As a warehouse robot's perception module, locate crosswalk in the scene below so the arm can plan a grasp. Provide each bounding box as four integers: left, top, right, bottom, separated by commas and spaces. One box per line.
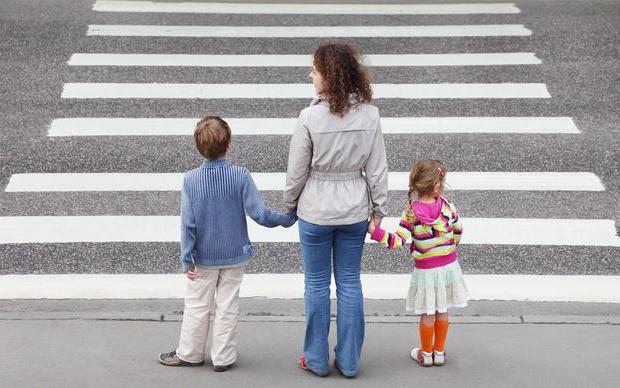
4, 172, 606, 191
2, 216, 619, 246
92, 1, 522, 15
61, 82, 551, 99
2, 1, 619, 302
86, 24, 533, 38
68, 53, 543, 67
3, 274, 620, 302
48, 117, 580, 136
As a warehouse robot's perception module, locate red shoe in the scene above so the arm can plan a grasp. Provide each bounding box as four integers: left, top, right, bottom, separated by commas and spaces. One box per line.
299, 356, 328, 377
299, 356, 308, 371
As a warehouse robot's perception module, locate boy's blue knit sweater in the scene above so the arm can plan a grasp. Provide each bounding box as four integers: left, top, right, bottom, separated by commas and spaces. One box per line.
180, 159, 296, 271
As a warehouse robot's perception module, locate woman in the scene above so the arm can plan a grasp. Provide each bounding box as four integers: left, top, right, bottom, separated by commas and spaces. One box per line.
283, 42, 388, 377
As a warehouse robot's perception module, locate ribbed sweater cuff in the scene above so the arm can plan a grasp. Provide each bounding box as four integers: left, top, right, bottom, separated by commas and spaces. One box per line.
181, 261, 193, 272
370, 226, 386, 242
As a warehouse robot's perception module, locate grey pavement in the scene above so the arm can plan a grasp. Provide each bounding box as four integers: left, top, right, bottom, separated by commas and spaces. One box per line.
2, 298, 620, 387
1, 313, 619, 388
4, 299, 620, 319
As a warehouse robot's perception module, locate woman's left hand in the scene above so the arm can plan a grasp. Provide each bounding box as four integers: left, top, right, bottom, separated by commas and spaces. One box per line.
367, 217, 376, 234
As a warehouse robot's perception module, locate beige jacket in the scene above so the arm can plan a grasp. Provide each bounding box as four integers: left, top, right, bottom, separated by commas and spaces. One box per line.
283, 97, 388, 225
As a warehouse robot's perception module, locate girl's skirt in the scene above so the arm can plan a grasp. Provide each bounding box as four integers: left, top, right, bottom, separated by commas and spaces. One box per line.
406, 260, 468, 315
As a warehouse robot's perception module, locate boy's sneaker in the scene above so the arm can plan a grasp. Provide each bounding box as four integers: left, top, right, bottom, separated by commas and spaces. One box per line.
410, 348, 433, 367
213, 363, 234, 372
433, 350, 445, 366
158, 350, 204, 367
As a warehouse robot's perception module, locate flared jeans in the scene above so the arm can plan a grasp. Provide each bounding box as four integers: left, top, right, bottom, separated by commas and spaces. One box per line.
299, 219, 367, 377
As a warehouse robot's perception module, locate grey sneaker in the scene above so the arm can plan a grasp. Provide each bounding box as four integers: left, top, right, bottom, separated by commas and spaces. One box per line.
158, 350, 204, 366
213, 363, 234, 372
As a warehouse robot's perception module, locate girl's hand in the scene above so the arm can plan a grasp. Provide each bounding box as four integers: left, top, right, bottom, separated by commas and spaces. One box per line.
185, 269, 198, 281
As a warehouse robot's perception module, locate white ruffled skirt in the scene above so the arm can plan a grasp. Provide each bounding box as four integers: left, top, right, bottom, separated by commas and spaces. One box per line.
406, 260, 469, 315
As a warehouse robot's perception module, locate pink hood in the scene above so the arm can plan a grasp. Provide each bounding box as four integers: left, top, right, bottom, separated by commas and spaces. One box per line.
412, 197, 443, 225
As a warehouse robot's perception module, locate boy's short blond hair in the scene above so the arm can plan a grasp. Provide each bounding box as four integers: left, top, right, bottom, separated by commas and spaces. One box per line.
194, 116, 231, 159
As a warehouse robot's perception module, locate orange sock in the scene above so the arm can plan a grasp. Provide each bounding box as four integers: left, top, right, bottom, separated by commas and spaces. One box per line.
419, 320, 434, 353
434, 319, 449, 352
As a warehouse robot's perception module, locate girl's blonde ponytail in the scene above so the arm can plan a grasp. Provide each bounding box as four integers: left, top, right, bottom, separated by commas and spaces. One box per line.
407, 160, 447, 199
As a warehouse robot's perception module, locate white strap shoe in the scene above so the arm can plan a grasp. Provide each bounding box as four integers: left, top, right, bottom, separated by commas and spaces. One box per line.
433, 350, 445, 366
411, 347, 433, 367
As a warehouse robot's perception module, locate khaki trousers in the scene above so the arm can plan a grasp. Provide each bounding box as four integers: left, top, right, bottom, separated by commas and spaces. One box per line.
176, 266, 244, 366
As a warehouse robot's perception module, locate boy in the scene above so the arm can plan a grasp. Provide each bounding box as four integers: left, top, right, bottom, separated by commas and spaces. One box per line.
159, 116, 296, 371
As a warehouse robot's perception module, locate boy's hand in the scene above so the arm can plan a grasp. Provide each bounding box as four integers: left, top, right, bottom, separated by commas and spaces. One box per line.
282, 211, 298, 228
185, 269, 198, 281
282, 212, 297, 228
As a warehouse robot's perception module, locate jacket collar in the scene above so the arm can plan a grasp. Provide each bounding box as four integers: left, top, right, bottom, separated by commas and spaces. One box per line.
309, 93, 363, 108
201, 159, 228, 168
310, 94, 325, 106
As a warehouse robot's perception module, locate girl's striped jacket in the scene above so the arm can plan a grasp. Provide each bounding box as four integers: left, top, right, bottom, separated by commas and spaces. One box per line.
370, 196, 463, 269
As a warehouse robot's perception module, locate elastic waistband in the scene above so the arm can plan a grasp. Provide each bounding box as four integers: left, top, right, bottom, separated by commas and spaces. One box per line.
414, 252, 457, 269
308, 170, 363, 181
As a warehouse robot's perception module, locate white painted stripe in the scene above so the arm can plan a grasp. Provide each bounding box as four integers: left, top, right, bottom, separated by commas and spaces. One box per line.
1, 216, 619, 246
93, 1, 521, 15
61, 83, 551, 99
48, 117, 579, 136
1, 274, 618, 303
67, 53, 542, 67
5, 172, 605, 192
87, 24, 532, 38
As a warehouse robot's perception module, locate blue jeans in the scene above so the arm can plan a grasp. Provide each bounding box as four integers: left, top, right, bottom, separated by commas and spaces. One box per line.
299, 218, 367, 377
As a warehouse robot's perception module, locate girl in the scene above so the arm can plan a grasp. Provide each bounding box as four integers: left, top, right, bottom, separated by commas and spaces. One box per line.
368, 160, 468, 367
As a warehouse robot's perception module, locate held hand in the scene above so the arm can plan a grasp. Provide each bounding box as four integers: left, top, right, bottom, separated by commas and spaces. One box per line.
282, 211, 298, 228
185, 269, 199, 281
368, 218, 376, 234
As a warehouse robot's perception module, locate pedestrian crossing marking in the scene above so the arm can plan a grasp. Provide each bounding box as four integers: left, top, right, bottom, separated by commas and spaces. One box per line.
2, 274, 619, 303
87, 24, 532, 38
48, 117, 579, 136
5, 172, 605, 192
93, 1, 521, 15
4, 0, 614, 307
61, 83, 552, 99
1, 216, 619, 246
67, 53, 542, 67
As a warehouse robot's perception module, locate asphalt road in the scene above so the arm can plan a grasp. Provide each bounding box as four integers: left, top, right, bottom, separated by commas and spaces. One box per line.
0, 0, 619, 276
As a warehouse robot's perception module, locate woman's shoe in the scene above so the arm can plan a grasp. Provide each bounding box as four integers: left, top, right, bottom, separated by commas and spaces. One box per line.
410, 348, 433, 367
299, 356, 329, 377
334, 359, 356, 378
299, 355, 308, 370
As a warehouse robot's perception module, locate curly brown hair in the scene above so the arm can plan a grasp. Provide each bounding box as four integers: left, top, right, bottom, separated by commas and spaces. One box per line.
313, 41, 372, 116
408, 160, 447, 200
